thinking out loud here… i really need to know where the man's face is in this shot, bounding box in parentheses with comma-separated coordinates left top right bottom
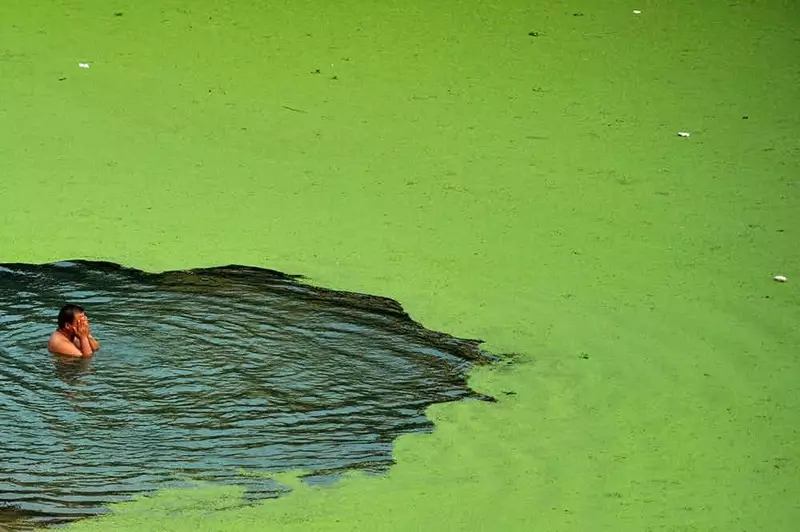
(65, 312, 85, 333)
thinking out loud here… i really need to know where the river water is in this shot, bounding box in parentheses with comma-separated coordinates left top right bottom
(0, 261, 491, 527)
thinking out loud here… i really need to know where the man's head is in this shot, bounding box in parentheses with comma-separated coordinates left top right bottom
(58, 304, 85, 330)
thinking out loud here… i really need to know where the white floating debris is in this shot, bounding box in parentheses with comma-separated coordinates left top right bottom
(633, 10, 642, 14)
(774, 275, 788, 283)
(677, 131, 691, 137)
(78, 63, 90, 69)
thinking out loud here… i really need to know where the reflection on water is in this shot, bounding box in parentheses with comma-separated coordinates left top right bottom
(53, 356, 94, 386)
(0, 261, 492, 528)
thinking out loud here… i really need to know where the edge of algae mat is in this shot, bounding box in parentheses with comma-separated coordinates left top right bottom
(0, 0, 798, 531)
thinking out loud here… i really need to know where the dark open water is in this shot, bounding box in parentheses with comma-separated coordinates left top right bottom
(0, 261, 492, 528)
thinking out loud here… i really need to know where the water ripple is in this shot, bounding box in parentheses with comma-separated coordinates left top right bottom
(0, 261, 492, 527)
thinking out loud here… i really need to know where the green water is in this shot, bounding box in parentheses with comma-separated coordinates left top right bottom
(0, 0, 798, 530)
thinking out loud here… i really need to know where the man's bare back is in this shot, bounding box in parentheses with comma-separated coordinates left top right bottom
(48, 304, 100, 357)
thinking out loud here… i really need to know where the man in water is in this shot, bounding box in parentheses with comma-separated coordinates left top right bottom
(48, 304, 100, 357)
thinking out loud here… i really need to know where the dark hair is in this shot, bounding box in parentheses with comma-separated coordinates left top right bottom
(58, 304, 85, 329)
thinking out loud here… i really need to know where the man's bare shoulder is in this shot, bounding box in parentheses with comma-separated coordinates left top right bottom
(47, 331, 60, 350)
(48, 331, 83, 356)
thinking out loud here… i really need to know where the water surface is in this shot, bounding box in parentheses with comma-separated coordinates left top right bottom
(0, 261, 491, 527)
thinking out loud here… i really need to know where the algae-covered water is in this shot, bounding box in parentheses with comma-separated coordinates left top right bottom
(0, 0, 798, 530)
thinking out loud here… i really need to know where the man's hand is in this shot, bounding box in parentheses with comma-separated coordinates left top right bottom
(73, 315, 92, 356)
(80, 315, 100, 352)
(76, 315, 90, 338)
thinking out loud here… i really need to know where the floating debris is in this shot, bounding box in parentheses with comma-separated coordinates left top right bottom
(633, 10, 642, 14)
(78, 63, 90, 69)
(774, 275, 788, 282)
(677, 131, 691, 137)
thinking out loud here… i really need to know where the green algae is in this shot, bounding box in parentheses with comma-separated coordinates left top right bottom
(1, 0, 798, 530)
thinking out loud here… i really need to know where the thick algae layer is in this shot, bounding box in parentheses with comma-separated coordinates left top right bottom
(1, 0, 798, 530)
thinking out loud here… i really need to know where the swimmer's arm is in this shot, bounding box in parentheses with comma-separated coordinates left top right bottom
(75, 335, 94, 356)
(74, 317, 96, 355)
(87, 334, 100, 352)
(81, 316, 99, 352)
